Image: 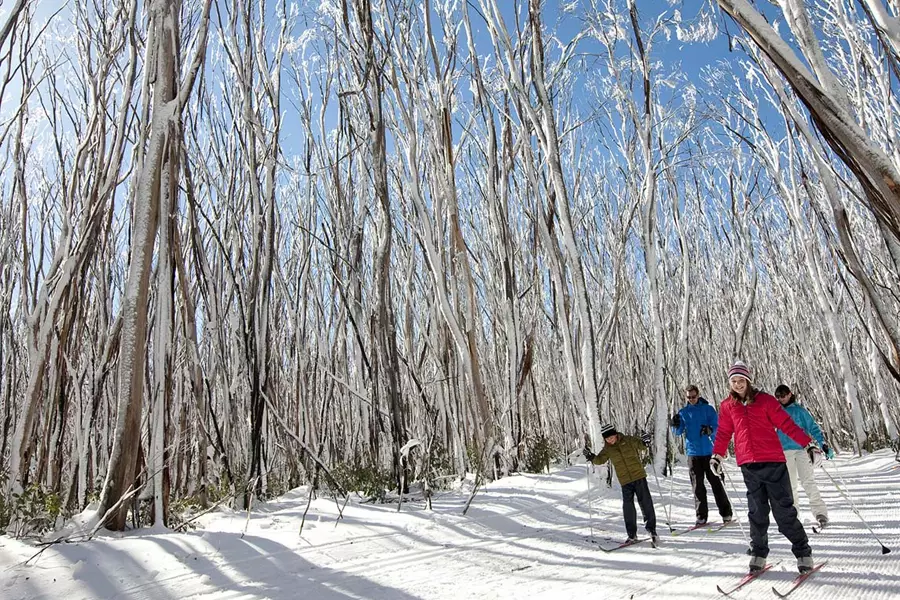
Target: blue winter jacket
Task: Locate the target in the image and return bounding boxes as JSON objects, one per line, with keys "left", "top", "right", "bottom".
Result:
{"left": 672, "top": 399, "right": 718, "bottom": 456}
{"left": 777, "top": 400, "right": 825, "bottom": 450}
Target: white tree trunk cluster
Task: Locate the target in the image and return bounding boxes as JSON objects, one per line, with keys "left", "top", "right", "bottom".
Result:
{"left": 0, "top": 0, "right": 898, "bottom": 533}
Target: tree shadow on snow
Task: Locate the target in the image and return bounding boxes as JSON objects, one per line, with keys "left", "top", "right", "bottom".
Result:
{"left": 143, "top": 531, "right": 425, "bottom": 599}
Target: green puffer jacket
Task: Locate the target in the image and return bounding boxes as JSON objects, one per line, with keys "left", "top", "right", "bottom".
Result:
{"left": 589, "top": 435, "right": 648, "bottom": 486}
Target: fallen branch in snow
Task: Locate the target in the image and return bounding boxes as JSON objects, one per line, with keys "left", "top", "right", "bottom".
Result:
{"left": 299, "top": 484, "right": 316, "bottom": 536}
{"left": 90, "top": 479, "right": 144, "bottom": 537}
{"left": 241, "top": 478, "right": 259, "bottom": 539}
{"left": 172, "top": 487, "right": 243, "bottom": 532}
{"left": 462, "top": 471, "right": 483, "bottom": 516}
{"left": 332, "top": 493, "right": 352, "bottom": 530}
{"left": 23, "top": 536, "right": 83, "bottom": 566}
{"left": 21, "top": 478, "right": 144, "bottom": 565}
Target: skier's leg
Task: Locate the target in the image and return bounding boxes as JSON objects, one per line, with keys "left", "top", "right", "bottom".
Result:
{"left": 795, "top": 451, "right": 827, "bottom": 519}
{"left": 635, "top": 477, "right": 657, "bottom": 535}
{"left": 622, "top": 481, "right": 638, "bottom": 538}
{"left": 704, "top": 457, "right": 733, "bottom": 519}
{"left": 765, "top": 462, "right": 811, "bottom": 558}
{"left": 689, "top": 455, "right": 708, "bottom": 522}
{"left": 741, "top": 464, "right": 771, "bottom": 558}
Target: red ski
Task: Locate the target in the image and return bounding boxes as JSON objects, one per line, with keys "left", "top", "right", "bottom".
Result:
{"left": 707, "top": 520, "right": 737, "bottom": 533}
{"left": 671, "top": 522, "right": 717, "bottom": 536}
{"left": 597, "top": 537, "right": 649, "bottom": 552}
{"left": 716, "top": 563, "right": 775, "bottom": 596}
{"left": 771, "top": 561, "right": 827, "bottom": 598}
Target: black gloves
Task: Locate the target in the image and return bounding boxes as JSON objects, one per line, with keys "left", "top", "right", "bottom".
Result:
{"left": 700, "top": 424, "right": 713, "bottom": 436}
{"left": 669, "top": 414, "right": 681, "bottom": 428}
{"left": 822, "top": 443, "right": 834, "bottom": 459}
{"left": 583, "top": 447, "right": 595, "bottom": 462}
{"left": 641, "top": 432, "right": 652, "bottom": 447}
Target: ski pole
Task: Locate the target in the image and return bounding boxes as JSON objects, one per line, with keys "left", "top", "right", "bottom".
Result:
{"left": 665, "top": 456, "right": 676, "bottom": 532}
{"left": 721, "top": 464, "right": 750, "bottom": 547}
{"left": 583, "top": 433, "right": 595, "bottom": 542}
{"left": 586, "top": 461, "right": 595, "bottom": 542}
{"left": 820, "top": 461, "right": 891, "bottom": 554}
{"left": 643, "top": 430, "right": 673, "bottom": 531}
{"left": 649, "top": 461, "right": 673, "bottom": 532}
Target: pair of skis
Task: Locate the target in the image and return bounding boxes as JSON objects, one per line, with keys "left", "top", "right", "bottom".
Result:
{"left": 716, "top": 560, "right": 827, "bottom": 597}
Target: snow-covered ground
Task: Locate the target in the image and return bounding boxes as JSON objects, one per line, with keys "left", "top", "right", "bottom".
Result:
{"left": 1, "top": 451, "right": 898, "bottom": 599}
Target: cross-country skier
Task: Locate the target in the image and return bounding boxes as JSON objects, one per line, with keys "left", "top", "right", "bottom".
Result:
{"left": 584, "top": 423, "right": 659, "bottom": 546}
{"left": 774, "top": 384, "right": 833, "bottom": 529}
{"left": 670, "top": 384, "right": 733, "bottom": 526}
{"left": 711, "top": 361, "right": 823, "bottom": 573}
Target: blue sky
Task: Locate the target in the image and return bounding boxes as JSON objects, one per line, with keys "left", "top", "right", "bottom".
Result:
{"left": 16, "top": 0, "right": 768, "bottom": 155}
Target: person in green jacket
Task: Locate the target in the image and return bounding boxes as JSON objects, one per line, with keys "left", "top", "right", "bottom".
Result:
{"left": 583, "top": 423, "right": 659, "bottom": 545}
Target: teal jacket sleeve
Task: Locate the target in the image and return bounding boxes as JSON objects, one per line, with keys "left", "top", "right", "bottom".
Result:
{"left": 797, "top": 405, "right": 826, "bottom": 447}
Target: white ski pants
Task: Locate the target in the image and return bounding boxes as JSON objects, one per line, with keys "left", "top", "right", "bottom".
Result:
{"left": 784, "top": 448, "right": 828, "bottom": 519}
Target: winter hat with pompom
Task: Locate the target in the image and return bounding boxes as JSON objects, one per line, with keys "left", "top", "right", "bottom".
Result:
{"left": 727, "top": 360, "right": 752, "bottom": 383}
{"left": 600, "top": 423, "right": 618, "bottom": 439}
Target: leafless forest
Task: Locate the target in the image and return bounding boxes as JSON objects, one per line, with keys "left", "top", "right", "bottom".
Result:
{"left": 1, "top": 0, "right": 899, "bottom": 534}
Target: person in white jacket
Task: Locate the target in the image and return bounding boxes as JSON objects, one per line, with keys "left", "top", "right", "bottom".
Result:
{"left": 774, "top": 384, "right": 834, "bottom": 529}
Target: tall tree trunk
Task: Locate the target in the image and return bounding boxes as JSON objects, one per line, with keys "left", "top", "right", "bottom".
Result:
{"left": 97, "top": 0, "right": 211, "bottom": 531}
{"left": 527, "top": 0, "right": 602, "bottom": 444}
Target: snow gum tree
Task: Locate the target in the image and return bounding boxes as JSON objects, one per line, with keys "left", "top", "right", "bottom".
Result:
{"left": 97, "top": 0, "right": 211, "bottom": 531}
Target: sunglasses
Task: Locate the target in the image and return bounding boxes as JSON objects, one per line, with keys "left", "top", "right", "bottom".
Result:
{"left": 686, "top": 394, "right": 698, "bottom": 399}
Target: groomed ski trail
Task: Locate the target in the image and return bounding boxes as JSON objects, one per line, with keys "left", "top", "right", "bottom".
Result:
{"left": 0, "top": 452, "right": 897, "bottom": 599}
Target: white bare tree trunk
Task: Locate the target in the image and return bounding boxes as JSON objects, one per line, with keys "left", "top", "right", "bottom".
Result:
{"left": 870, "top": 308, "right": 900, "bottom": 442}
{"left": 97, "top": 0, "right": 211, "bottom": 531}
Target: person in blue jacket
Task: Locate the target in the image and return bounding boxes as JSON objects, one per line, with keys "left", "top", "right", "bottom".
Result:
{"left": 670, "top": 385, "right": 733, "bottom": 526}
{"left": 774, "top": 384, "right": 833, "bottom": 529}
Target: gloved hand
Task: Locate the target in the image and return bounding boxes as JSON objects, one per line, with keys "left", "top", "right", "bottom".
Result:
{"left": 700, "top": 424, "right": 713, "bottom": 436}
{"left": 669, "top": 414, "right": 681, "bottom": 428}
{"left": 822, "top": 443, "right": 835, "bottom": 460}
{"left": 640, "top": 432, "right": 652, "bottom": 447}
{"left": 710, "top": 454, "right": 725, "bottom": 477}
{"left": 583, "top": 447, "right": 595, "bottom": 462}
{"left": 806, "top": 441, "right": 824, "bottom": 468}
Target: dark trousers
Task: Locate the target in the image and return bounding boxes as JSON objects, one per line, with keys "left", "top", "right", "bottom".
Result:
{"left": 622, "top": 477, "right": 657, "bottom": 537}
{"left": 689, "top": 455, "right": 733, "bottom": 521}
{"left": 740, "top": 462, "right": 811, "bottom": 558}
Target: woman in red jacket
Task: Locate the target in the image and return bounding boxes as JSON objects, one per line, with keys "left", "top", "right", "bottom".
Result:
{"left": 711, "top": 361, "right": 822, "bottom": 574}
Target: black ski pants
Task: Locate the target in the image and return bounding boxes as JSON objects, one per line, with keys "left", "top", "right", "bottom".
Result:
{"left": 622, "top": 477, "right": 656, "bottom": 538}
{"left": 689, "top": 455, "right": 733, "bottom": 521}
{"left": 740, "top": 462, "right": 811, "bottom": 558}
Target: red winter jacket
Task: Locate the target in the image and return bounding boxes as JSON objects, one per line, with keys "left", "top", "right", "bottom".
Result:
{"left": 712, "top": 391, "right": 812, "bottom": 466}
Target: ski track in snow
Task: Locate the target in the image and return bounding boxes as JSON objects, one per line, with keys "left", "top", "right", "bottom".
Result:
{"left": 1, "top": 452, "right": 898, "bottom": 599}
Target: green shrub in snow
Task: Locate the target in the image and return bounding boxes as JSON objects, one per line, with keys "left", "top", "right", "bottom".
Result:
{"left": 331, "top": 462, "right": 395, "bottom": 502}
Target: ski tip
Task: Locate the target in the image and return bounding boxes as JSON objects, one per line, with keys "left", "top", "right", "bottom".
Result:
{"left": 772, "top": 586, "right": 786, "bottom": 598}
